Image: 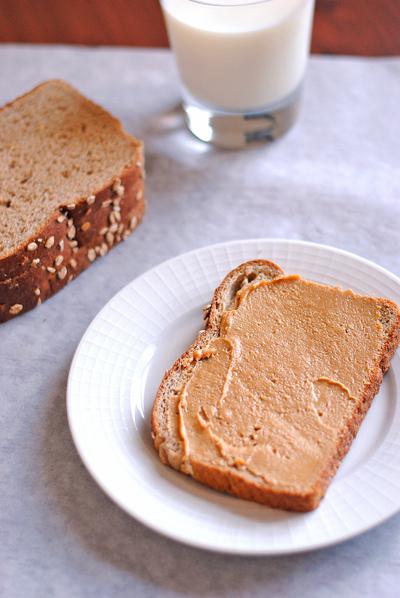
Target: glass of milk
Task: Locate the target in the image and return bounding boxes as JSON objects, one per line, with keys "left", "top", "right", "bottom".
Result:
{"left": 160, "top": 0, "right": 315, "bottom": 148}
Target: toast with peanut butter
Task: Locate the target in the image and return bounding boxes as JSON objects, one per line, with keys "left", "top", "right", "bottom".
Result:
{"left": 152, "top": 260, "right": 400, "bottom": 511}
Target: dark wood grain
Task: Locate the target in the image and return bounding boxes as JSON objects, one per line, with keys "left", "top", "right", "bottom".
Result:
{"left": 0, "top": 0, "right": 399, "bottom": 56}
{"left": 312, "top": 0, "right": 400, "bottom": 56}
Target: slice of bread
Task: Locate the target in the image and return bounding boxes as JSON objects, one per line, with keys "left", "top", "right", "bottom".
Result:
{"left": 152, "top": 260, "right": 400, "bottom": 511}
{"left": 0, "top": 80, "right": 144, "bottom": 321}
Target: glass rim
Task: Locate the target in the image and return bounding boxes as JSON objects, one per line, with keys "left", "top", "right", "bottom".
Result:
{"left": 170, "top": 0, "right": 274, "bottom": 7}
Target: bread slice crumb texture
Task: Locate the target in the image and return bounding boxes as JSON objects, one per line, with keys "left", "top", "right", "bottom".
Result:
{"left": 0, "top": 80, "right": 139, "bottom": 256}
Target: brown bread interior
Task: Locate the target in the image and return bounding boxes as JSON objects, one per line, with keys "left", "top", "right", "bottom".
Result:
{"left": 0, "top": 80, "right": 139, "bottom": 257}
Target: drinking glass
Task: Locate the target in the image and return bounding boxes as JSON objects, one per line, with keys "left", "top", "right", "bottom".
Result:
{"left": 160, "top": 0, "right": 315, "bottom": 148}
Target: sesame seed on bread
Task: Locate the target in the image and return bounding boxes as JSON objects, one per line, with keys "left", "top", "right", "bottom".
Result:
{"left": 0, "top": 80, "right": 145, "bottom": 321}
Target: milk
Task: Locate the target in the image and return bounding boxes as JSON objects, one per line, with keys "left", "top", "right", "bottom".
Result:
{"left": 161, "top": 0, "right": 315, "bottom": 112}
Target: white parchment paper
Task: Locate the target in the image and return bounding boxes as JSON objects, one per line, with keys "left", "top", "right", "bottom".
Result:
{"left": 1, "top": 45, "right": 399, "bottom": 598}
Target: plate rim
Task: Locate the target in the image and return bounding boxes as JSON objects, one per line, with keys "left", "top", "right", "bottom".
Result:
{"left": 67, "top": 238, "right": 400, "bottom": 555}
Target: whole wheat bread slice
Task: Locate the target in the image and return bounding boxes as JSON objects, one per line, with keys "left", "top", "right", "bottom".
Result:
{"left": 152, "top": 260, "right": 400, "bottom": 511}
{"left": 0, "top": 80, "right": 144, "bottom": 321}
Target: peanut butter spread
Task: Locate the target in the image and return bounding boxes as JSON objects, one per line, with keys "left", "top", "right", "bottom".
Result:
{"left": 177, "top": 275, "right": 384, "bottom": 491}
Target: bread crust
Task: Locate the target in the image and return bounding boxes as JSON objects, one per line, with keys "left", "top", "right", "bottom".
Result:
{"left": 0, "top": 82, "right": 145, "bottom": 322}
{"left": 0, "top": 160, "right": 145, "bottom": 322}
{"left": 151, "top": 260, "right": 400, "bottom": 512}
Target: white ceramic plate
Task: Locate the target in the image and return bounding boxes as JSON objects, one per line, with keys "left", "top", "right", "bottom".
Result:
{"left": 67, "top": 239, "right": 400, "bottom": 555}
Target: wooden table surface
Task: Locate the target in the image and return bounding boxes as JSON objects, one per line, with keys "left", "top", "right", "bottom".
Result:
{"left": 0, "top": 0, "right": 399, "bottom": 56}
